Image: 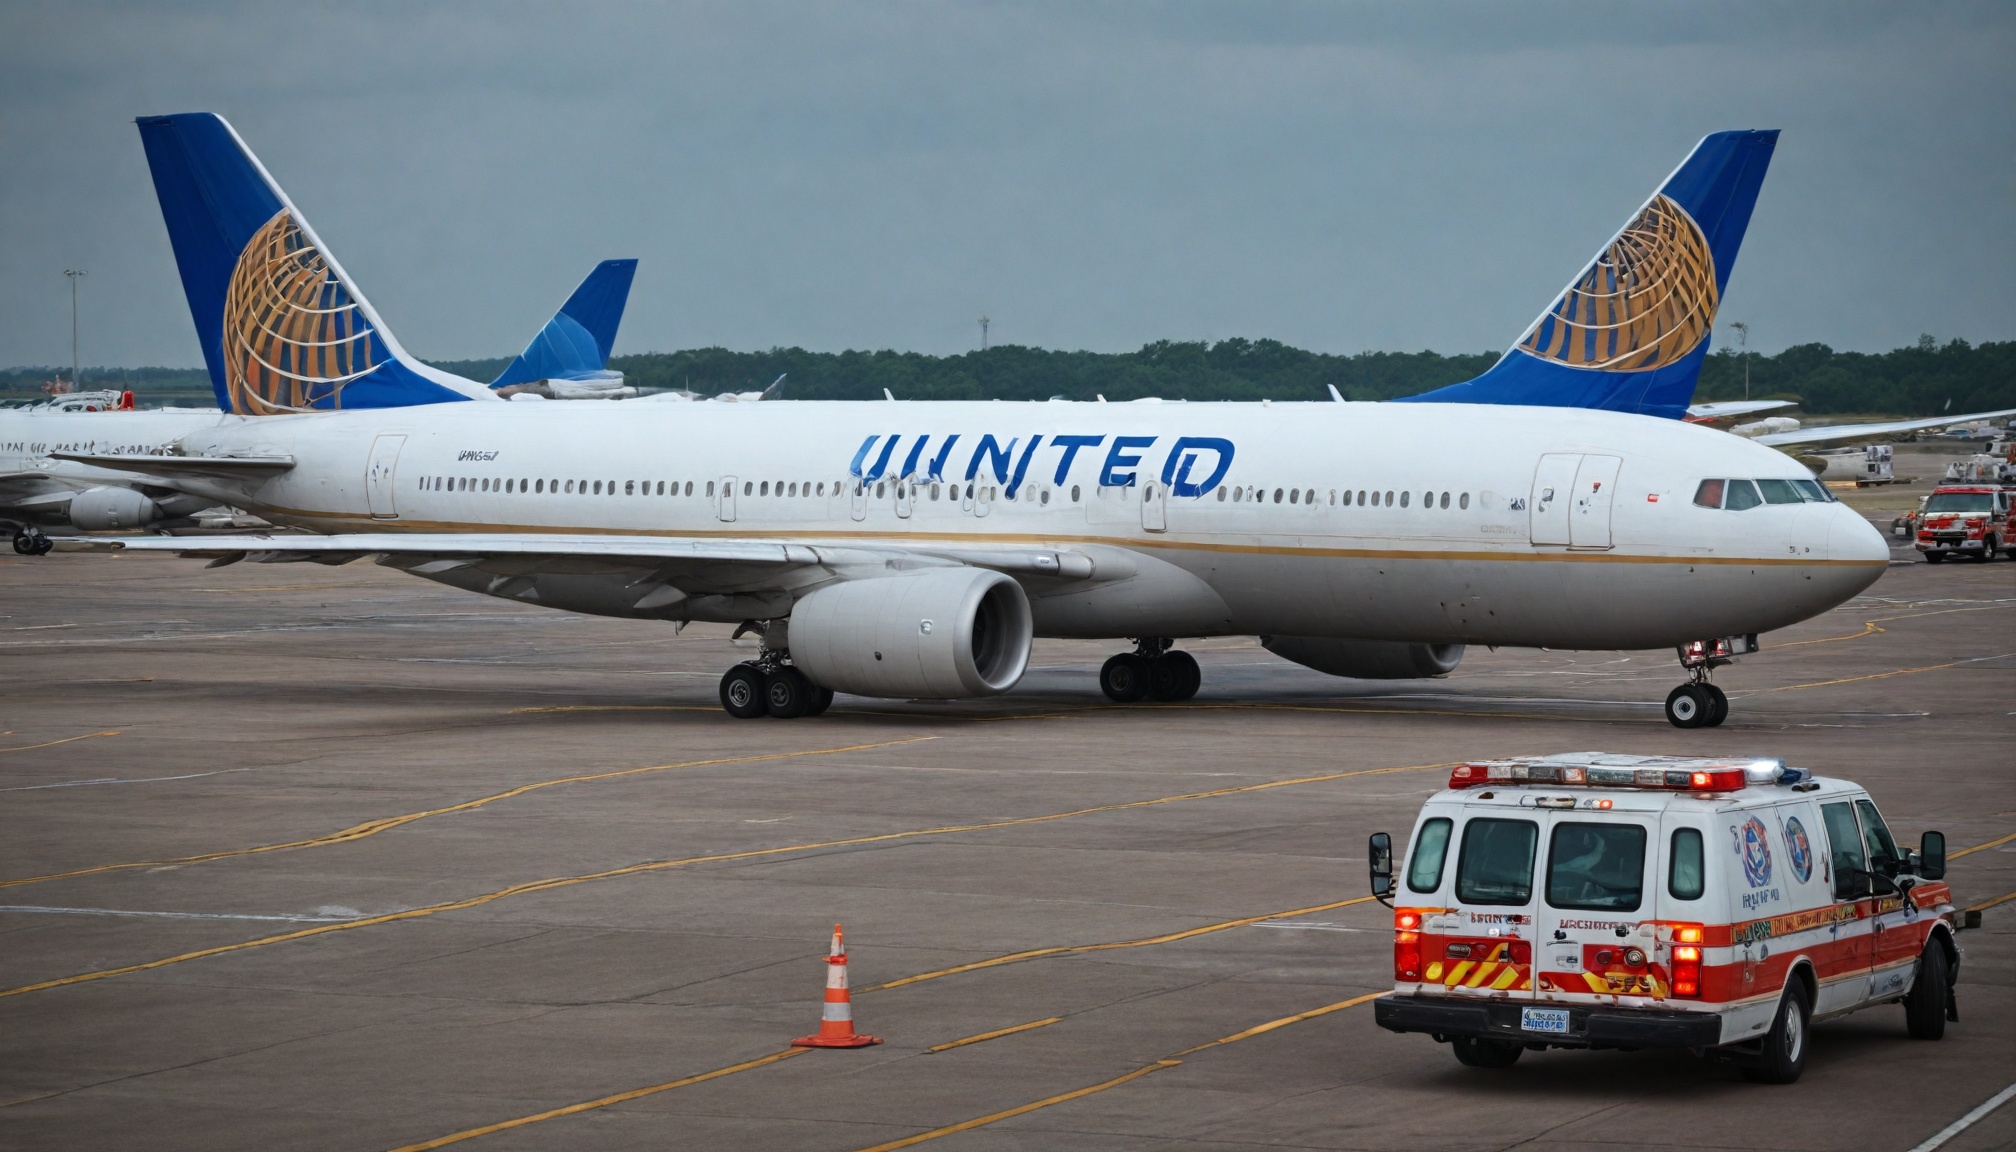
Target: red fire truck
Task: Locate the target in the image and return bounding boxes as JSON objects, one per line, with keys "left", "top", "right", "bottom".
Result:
{"left": 1916, "top": 484, "right": 2015, "bottom": 562}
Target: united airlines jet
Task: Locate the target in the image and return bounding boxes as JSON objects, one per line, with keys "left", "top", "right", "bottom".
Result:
{"left": 5, "top": 114, "right": 1890, "bottom": 727}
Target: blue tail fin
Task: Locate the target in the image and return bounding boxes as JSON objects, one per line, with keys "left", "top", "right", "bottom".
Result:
{"left": 136, "top": 113, "right": 490, "bottom": 414}
{"left": 490, "top": 259, "right": 638, "bottom": 389}
{"left": 1398, "top": 129, "right": 1777, "bottom": 419}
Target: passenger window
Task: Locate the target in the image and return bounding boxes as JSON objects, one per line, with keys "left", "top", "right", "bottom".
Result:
{"left": 1546, "top": 822, "right": 1646, "bottom": 911}
{"left": 1668, "top": 828, "right": 1705, "bottom": 900}
{"left": 1400, "top": 491, "right": 1410, "bottom": 508}
{"left": 1455, "top": 818, "right": 1538, "bottom": 906}
{"left": 1756, "top": 478, "right": 1803, "bottom": 505}
{"left": 1439, "top": 492, "right": 1449, "bottom": 509}
{"left": 1693, "top": 479, "right": 1725, "bottom": 508}
{"left": 1821, "top": 802, "right": 1869, "bottom": 900}
{"left": 1854, "top": 799, "right": 1900, "bottom": 875}
{"left": 1459, "top": 492, "right": 1470, "bottom": 510}
{"left": 1407, "top": 818, "right": 1453, "bottom": 893}
{"left": 1724, "top": 479, "right": 1763, "bottom": 510}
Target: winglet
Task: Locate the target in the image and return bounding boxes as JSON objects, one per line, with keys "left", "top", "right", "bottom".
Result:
{"left": 491, "top": 259, "right": 639, "bottom": 389}
{"left": 1398, "top": 130, "right": 1778, "bottom": 419}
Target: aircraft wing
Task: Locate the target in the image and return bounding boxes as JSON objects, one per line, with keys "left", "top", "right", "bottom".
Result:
{"left": 1752, "top": 408, "right": 2016, "bottom": 448}
{"left": 1685, "top": 399, "right": 1797, "bottom": 423}
{"left": 50, "top": 452, "right": 296, "bottom": 479}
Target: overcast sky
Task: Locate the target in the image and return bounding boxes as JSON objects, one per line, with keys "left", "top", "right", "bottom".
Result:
{"left": 2, "top": 2, "right": 2010, "bottom": 369}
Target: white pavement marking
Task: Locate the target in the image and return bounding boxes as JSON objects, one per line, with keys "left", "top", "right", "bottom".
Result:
{"left": 0, "top": 769, "right": 257, "bottom": 792}
{"left": 0, "top": 905, "right": 361, "bottom": 922}
{"left": 1908, "top": 1082, "right": 2016, "bottom": 1152}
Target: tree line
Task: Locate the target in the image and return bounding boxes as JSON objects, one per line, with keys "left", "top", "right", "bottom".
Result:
{"left": 5, "top": 336, "right": 2009, "bottom": 415}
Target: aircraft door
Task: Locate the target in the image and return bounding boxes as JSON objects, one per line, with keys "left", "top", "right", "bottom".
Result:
{"left": 366, "top": 434, "right": 406, "bottom": 519}
{"left": 1569, "top": 455, "right": 1622, "bottom": 549}
{"left": 1141, "top": 481, "right": 1167, "bottom": 532}
{"left": 1529, "top": 453, "right": 1580, "bottom": 545}
{"left": 718, "top": 476, "right": 738, "bottom": 523}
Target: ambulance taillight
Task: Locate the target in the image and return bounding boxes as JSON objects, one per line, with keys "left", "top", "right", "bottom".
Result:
{"left": 1667, "top": 923, "right": 1705, "bottom": 997}
{"left": 1394, "top": 909, "right": 1426, "bottom": 981}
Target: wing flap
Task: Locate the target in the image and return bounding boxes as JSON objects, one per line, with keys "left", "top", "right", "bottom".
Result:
{"left": 49, "top": 452, "right": 296, "bottom": 479}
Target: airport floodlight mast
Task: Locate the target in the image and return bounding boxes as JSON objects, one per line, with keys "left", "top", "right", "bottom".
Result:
{"left": 64, "top": 269, "right": 85, "bottom": 389}
{"left": 979, "top": 314, "right": 989, "bottom": 350}
{"left": 1729, "top": 319, "right": 1750, "bottom": 400}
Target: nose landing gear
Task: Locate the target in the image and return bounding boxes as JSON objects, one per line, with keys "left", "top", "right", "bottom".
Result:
{"left": 1100, "top": 638, "right": 1201, "bottom": 703}
{"left": 9, "top": 528, "right": 53, "bottom": 556}
{"left": 1664, "top": 635, "right": 1756, "bottom": 728}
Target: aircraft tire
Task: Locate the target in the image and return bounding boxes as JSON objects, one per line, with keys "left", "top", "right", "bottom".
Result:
{"left": 1664, "top": 684, "right": 1710, "bottom": 729}
{"left": 719, "top": 664, "right": 768, "bottom": 719}
{"left": 765, "top": 667, "right": 813, "bottom": 719}
{"left": 1701, "top": 683, "right": 1729, "bottom": 727}
{"left": 1100, "top": 654, "right": 1151, "bottom": 703}
{"left": 10, "top": 533, "right": 34, "bottom": 556}
{"left": 804, "top": 685, "right": 835, "bottom": 717}
{"left": 1148, "top": 651, "right": 1201, "bottom": 702}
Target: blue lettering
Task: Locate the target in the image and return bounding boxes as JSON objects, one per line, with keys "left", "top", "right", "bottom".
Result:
{"left": 1160, "top": 436, "right": 1234, "bottom": 497}
{"left": 966, "top": 435, "right": 1017, "bottom": 483}
{"left": 848, "top": 435, "right": 879, "bottom": 478}
{"left": 1049, "top": 435, "right": 1105, "bottom": 485}
{"left": 1005, "top": 435, "right": 1044, "bottom": 499}
{"left": 926, "top": 435, "right": 960, "bottom": 481}
{"left": 899, "top": 435, "right": 930, "bottom": 479}
{"left": 864, "top": 435, "right": 901, "bottom": 482}
{"left": 1100, "top": 436, "right": 1156, "bottom": 487}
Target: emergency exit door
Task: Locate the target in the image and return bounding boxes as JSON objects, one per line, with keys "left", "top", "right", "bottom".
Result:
{"left": 366, "top": 434, "right": 406, "bottom": 519}
{"left": 1530, "top": 453, "right": 1622, "bottom": 548}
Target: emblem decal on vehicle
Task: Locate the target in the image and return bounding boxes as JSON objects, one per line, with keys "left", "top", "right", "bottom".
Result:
{"left": 1782, "top": 816, "right": 1813, "bottom": 885}
{"left": 1733, "top": 815, "right": 1773, "bottom": 889}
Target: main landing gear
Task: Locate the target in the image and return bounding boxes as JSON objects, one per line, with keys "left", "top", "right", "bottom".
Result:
{"left": 1100, "top": 638, "right": 1201, "bottom": 703}
{"left": 718, "top": 628, "right": 834, "bottom": 720}
{"left": 9, "top": 528, "right": 52, "bottom": 556}
{"left": 1663, "top": 634, "right": 1757, "bottom": 729}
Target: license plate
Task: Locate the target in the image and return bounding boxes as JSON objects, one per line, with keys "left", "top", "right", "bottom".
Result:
{"left": 1521, "top": 1007, "right": 1570, "bottom": 1034}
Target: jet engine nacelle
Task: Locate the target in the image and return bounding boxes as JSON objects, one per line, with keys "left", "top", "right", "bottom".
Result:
{"left": 790, "top": 567, "right": 1032, "bottom": 699}
{"left": 1262, "top": 636, "right": 1465, "bottom": 679}
{"left": 68, "top": 486, "right": 160, "bottom": 531}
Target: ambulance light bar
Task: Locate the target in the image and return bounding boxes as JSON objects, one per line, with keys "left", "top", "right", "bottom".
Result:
{"left": 1447, "top": 756, "right": 1811, "bottom": 791}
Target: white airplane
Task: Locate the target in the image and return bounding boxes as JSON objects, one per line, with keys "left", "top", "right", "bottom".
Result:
{"left": 10, "top": 115, "right": 1892, "bottom": 728}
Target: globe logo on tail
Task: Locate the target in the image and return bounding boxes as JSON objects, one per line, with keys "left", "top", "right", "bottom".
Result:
{"left": 222, "top": 211, "right": 384, "bottom": 413}
{"left": 1517, "top": 194, "right": 1718, "bottom": 373}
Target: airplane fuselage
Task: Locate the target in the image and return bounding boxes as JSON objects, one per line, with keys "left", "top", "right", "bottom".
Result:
{"left": 4, "top": 399, "right": 1890, "bottom": 650}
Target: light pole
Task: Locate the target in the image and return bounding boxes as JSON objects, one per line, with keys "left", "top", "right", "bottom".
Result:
{"left": 1729, "top": 320, "right": 1750, "bottom": 400}
{"left": 64, "top": 269, "right": 86, "bottom": 390}
{"left": 979, "top": 315, "right": 989, "bottom": 351}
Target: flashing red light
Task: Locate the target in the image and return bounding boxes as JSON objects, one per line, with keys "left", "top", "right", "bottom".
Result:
{"left": 1447, "top": 764, "right": 1486, "bottom": 788}
{"left": 1688, "top": 769, "right": 1745, "bottom": 791}
{"left": 1394, "top": 909, "right": 1428, "bottom": 980}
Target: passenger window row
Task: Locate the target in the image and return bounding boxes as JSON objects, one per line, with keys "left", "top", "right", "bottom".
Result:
{"left": 1693, "top": 477, "right": 1836, "bottom": 509}
{"left": 1216, "top": 486, "right": 1473, "bottom": 510}
{"left": 421, "top": 476, "right": 703, "bottom": 496}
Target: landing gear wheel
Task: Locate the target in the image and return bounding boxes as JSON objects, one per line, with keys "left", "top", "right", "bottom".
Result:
{"left": 1701, "top": 683, "right": 1729, "bottom": 728}
{"left": 1449, "top": 1037, "right": 1523, "bottom": 1068}
{"left": 1146, "top": 651, "right": 1201, "bottom": 701}
{"left": 719, "top": 664, "right": 768, "bottom": 719}
{"left": 1742, "top": 982, "right": 1809, "bottom": 1084}
{"left": 1665, "top": 684, "right": 1711, "bottom": 729}
{"left": 765, "top": 667, "right": 813, "bottom": 719}
{"left": 12, "top": 531, "right": 49, "bottom": 556}
{"left": 804, "top": 685, "right": 835, "bottom": 717}
{"left": 1924, "top": 551, "right": 1945, "bottom": 563}
{"left": 1904, "top": 942, "right": 1951, "bottom": 1040}
{"left": 1100, "top": 653, "right": 1151, "bottom": 703}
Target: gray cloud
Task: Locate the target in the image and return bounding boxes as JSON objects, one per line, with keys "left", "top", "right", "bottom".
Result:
{"left": 2, "top": 1, "right": 2010, "bottom": 369}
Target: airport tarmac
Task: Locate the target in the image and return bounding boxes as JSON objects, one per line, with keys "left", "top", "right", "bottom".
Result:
{"left": 1, "top": 527, "right": 2011, "bottom": 1151}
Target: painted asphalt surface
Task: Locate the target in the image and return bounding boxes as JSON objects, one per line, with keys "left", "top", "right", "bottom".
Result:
{"left": 1, "top": 512, "right": 2011, "bottom": 1151}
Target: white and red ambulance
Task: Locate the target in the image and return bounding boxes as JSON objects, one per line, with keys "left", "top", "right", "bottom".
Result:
{"left": 1368, "top": 753, "right": 1960, "bottom": 1083}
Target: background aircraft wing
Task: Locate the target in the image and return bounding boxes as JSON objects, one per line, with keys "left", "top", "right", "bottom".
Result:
{"left": 1685, "top": 399, "right": 1797, "bottom": 423}
{"left": 1752, "top": 408, "right": 2016, "bottom": 448}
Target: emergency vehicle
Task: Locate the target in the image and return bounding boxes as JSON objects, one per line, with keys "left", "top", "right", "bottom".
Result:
{"left": 1368, "top": 753, "right": 1959, "bottom": 1083}
{"left": 1915, "top": 484, "right": 2015, "bottom": 561}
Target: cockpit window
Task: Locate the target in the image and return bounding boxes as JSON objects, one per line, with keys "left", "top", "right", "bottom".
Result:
{"left": 1696, "top": 477, "right": 1835, "bottom": 509}
{"left": 1693, "top": 479, "right": 1725, "bottom": 508}
{"left": 1791, "top": 479, "right": 1835, "bottom": 503}
{"left": 1724, "top": 479, "right": 1763, "bottom": 510}
{"left": 1756, "top": 478, "right": 1805, "bottom": 505}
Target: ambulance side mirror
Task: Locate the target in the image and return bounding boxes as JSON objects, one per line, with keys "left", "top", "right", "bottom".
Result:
{"left": 1369, "top": 832, "right": 1394, "bottom": 906}
{"left": 1918, "top": 831, "right": 1946, "bottom": 880}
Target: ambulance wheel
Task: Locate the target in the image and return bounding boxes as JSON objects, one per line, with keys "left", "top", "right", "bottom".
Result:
{"left": 1147, "top": 651, "right": 1201, "bottom": 702}
{"left": 719, "top": 664, "right": 768, "bottom": 719}
{"left": 1742, "top": 982, "right": 1809, "bottom": 1084}
{"left": 1701, "top": 683, "right": 1729, "bottom": 727}
{"left": 1665, "top": 684, "right": 1711, "bottom": 728}
{"left": 764, "top": 667, "right": 812, "bottom": 719}
{"left": 1904, "top": 942, "right": 1950, "bottom": 1040}
{"left": 1924, "top": 552, "right": 1945, "bottom": 563}
{"left": 1449, "top": 1036, "right": 1523, "bottom": 1068}
{"left": 1976, "top": 536, "right": 1999, "bottom": 562}
{"left": 804, "top": 685, "right": 835, "bottom": 717}
{"left": 1100, "top": 654, "right": 1151, "bottom": 703}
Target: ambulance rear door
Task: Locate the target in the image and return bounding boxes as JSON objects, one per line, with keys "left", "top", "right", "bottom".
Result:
{"left": 1423, "top": 807, "right": 1543, "bottom": 1003}
{"left": 1534, "top": 799, "right": 1663, "bottom": 1007}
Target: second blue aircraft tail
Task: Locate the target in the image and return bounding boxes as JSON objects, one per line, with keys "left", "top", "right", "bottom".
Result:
{"left": 491, "top": 260, "right": 638, "bottom": 389}
{"left": 1399, "top": 129, "right": 1778, "bottom": 419}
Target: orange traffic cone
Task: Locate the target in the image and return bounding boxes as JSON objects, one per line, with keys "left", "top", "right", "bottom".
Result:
{"left": 792, "top": 923, "right": 882, "bottom": 1048}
